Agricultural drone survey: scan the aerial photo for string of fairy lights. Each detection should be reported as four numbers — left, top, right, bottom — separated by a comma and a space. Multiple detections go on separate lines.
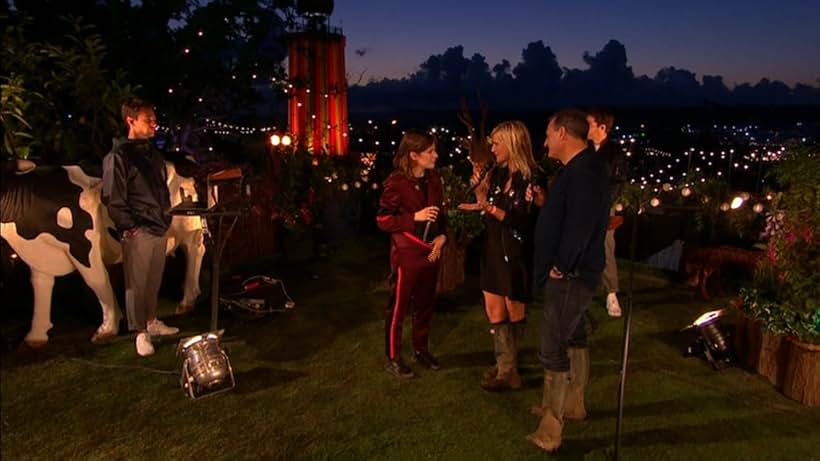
160, 29, 815, 205
157, 113, 813, 207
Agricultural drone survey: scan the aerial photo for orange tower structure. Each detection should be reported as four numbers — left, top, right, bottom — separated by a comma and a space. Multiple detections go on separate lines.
287, 0, 348, 155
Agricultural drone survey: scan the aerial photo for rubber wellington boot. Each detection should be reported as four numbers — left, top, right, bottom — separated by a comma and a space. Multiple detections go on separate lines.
526, 370, 569, 453
564, 347, 590, 421
483, 320, 525, 380
480, 323, 521, 391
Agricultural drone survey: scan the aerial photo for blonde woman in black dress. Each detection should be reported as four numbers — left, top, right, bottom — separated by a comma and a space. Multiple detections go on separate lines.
459, 120, 537, 391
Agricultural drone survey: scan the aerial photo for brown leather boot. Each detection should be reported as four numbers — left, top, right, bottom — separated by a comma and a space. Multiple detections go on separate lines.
564, 347, 589, 421
526, 370, 569, 452
480, 323, 521, 391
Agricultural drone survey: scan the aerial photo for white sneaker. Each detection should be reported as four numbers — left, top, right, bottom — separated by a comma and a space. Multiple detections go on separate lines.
147, 319, 180, 336
136, 332, 155, 356
606, 293, 622, 317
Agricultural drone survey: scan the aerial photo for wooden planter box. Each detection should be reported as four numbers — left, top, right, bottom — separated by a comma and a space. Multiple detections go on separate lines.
732, 301, 820, 406
782, 338, 820, 407
757, 330, 789, 388
733, 306, 762, 369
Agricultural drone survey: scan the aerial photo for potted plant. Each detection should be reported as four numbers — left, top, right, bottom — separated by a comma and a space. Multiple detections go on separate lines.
436, 165, 484, 293
736, 147, 819, 406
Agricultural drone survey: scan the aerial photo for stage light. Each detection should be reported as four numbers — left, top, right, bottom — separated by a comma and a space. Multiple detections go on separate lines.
730, 196, 744, 209
682, 309, 733, 370
281, 135, 292, 146
269, 134, 281, 146
177, 331, 236, 399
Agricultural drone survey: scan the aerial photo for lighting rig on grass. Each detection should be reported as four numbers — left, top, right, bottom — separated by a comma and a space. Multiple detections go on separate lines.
682, 309, 735, 370
177, 331, 236, 399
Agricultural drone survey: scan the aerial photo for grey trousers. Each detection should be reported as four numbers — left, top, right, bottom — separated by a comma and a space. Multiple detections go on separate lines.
601, 228, 619, 293
122, 230, 167, 331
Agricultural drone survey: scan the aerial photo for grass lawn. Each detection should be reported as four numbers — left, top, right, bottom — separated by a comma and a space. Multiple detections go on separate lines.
2, 237, 819, 460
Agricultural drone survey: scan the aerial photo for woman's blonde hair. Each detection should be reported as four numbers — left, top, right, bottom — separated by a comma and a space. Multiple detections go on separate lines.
490, 120, 536, 180
393, 129, 436, 177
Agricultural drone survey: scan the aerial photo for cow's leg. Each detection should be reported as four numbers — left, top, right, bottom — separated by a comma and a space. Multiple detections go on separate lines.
75, 262, 121, 343
24, 270, 55, 347
177, 228, 204, 314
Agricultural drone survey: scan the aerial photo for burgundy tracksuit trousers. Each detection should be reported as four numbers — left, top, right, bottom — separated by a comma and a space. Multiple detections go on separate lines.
376, 170, 446, 361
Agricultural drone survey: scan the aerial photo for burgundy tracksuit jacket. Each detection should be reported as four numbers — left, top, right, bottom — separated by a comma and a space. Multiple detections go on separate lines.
376, 170, 446, 360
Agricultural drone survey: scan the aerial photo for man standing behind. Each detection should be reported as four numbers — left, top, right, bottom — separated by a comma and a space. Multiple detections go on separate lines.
528, 109, 609, 452
102, 97, 179, 357
587, 107, 627, 317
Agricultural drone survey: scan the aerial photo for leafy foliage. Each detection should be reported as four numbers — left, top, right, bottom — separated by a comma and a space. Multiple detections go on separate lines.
0, 75, 37, 159
1, 16, 136, 162
438, 165, 484, 244
741, 147, 819, 342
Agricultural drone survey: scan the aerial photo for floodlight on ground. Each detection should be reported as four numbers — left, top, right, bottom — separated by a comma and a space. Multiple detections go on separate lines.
682, 309, 734, 370
177, 330, 235, 399
270, 134, 281, 146
281, 134, 292, 146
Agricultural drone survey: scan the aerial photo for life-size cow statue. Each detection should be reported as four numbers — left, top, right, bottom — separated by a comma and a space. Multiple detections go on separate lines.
0, 158, 205, 347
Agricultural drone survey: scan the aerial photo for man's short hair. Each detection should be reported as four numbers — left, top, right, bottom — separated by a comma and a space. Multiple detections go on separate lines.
121, 97, 153, 125
587, 107, 615, 133
549, 109, 589, 141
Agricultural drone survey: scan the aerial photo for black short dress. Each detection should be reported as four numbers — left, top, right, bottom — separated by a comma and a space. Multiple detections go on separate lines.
479, 166, 533, 302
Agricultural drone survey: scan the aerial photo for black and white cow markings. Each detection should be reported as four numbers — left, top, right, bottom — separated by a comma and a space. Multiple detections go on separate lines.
1, 162, 205, 346
1, 167, 95, 268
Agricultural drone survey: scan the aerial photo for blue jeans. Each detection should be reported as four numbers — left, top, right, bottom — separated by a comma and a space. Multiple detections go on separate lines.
538, 278, 596, 371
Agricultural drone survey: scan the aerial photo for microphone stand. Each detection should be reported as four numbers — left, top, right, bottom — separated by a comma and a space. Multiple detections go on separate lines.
614, 210, 638, 460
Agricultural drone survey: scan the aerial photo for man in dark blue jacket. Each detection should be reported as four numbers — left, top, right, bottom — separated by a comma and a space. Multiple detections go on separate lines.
102, 97, 178, 357
528, 109, 609, 453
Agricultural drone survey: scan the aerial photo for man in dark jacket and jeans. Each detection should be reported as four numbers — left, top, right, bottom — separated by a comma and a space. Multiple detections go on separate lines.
528, 109, 609, 452
102, 97, 178, 356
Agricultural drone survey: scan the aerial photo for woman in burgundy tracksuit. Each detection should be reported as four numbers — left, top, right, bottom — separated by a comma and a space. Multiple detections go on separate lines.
376, 129, 447, 379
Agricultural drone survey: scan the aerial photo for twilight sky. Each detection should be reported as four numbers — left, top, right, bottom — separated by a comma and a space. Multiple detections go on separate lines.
331, 0, 820, 87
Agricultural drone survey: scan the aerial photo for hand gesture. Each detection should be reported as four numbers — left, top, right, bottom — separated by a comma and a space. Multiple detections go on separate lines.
457, 202, 483, 212
414, 206, 439, 222
529, 185, 546, 207
467, 158, 490, 201
428, 234, 447, 262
